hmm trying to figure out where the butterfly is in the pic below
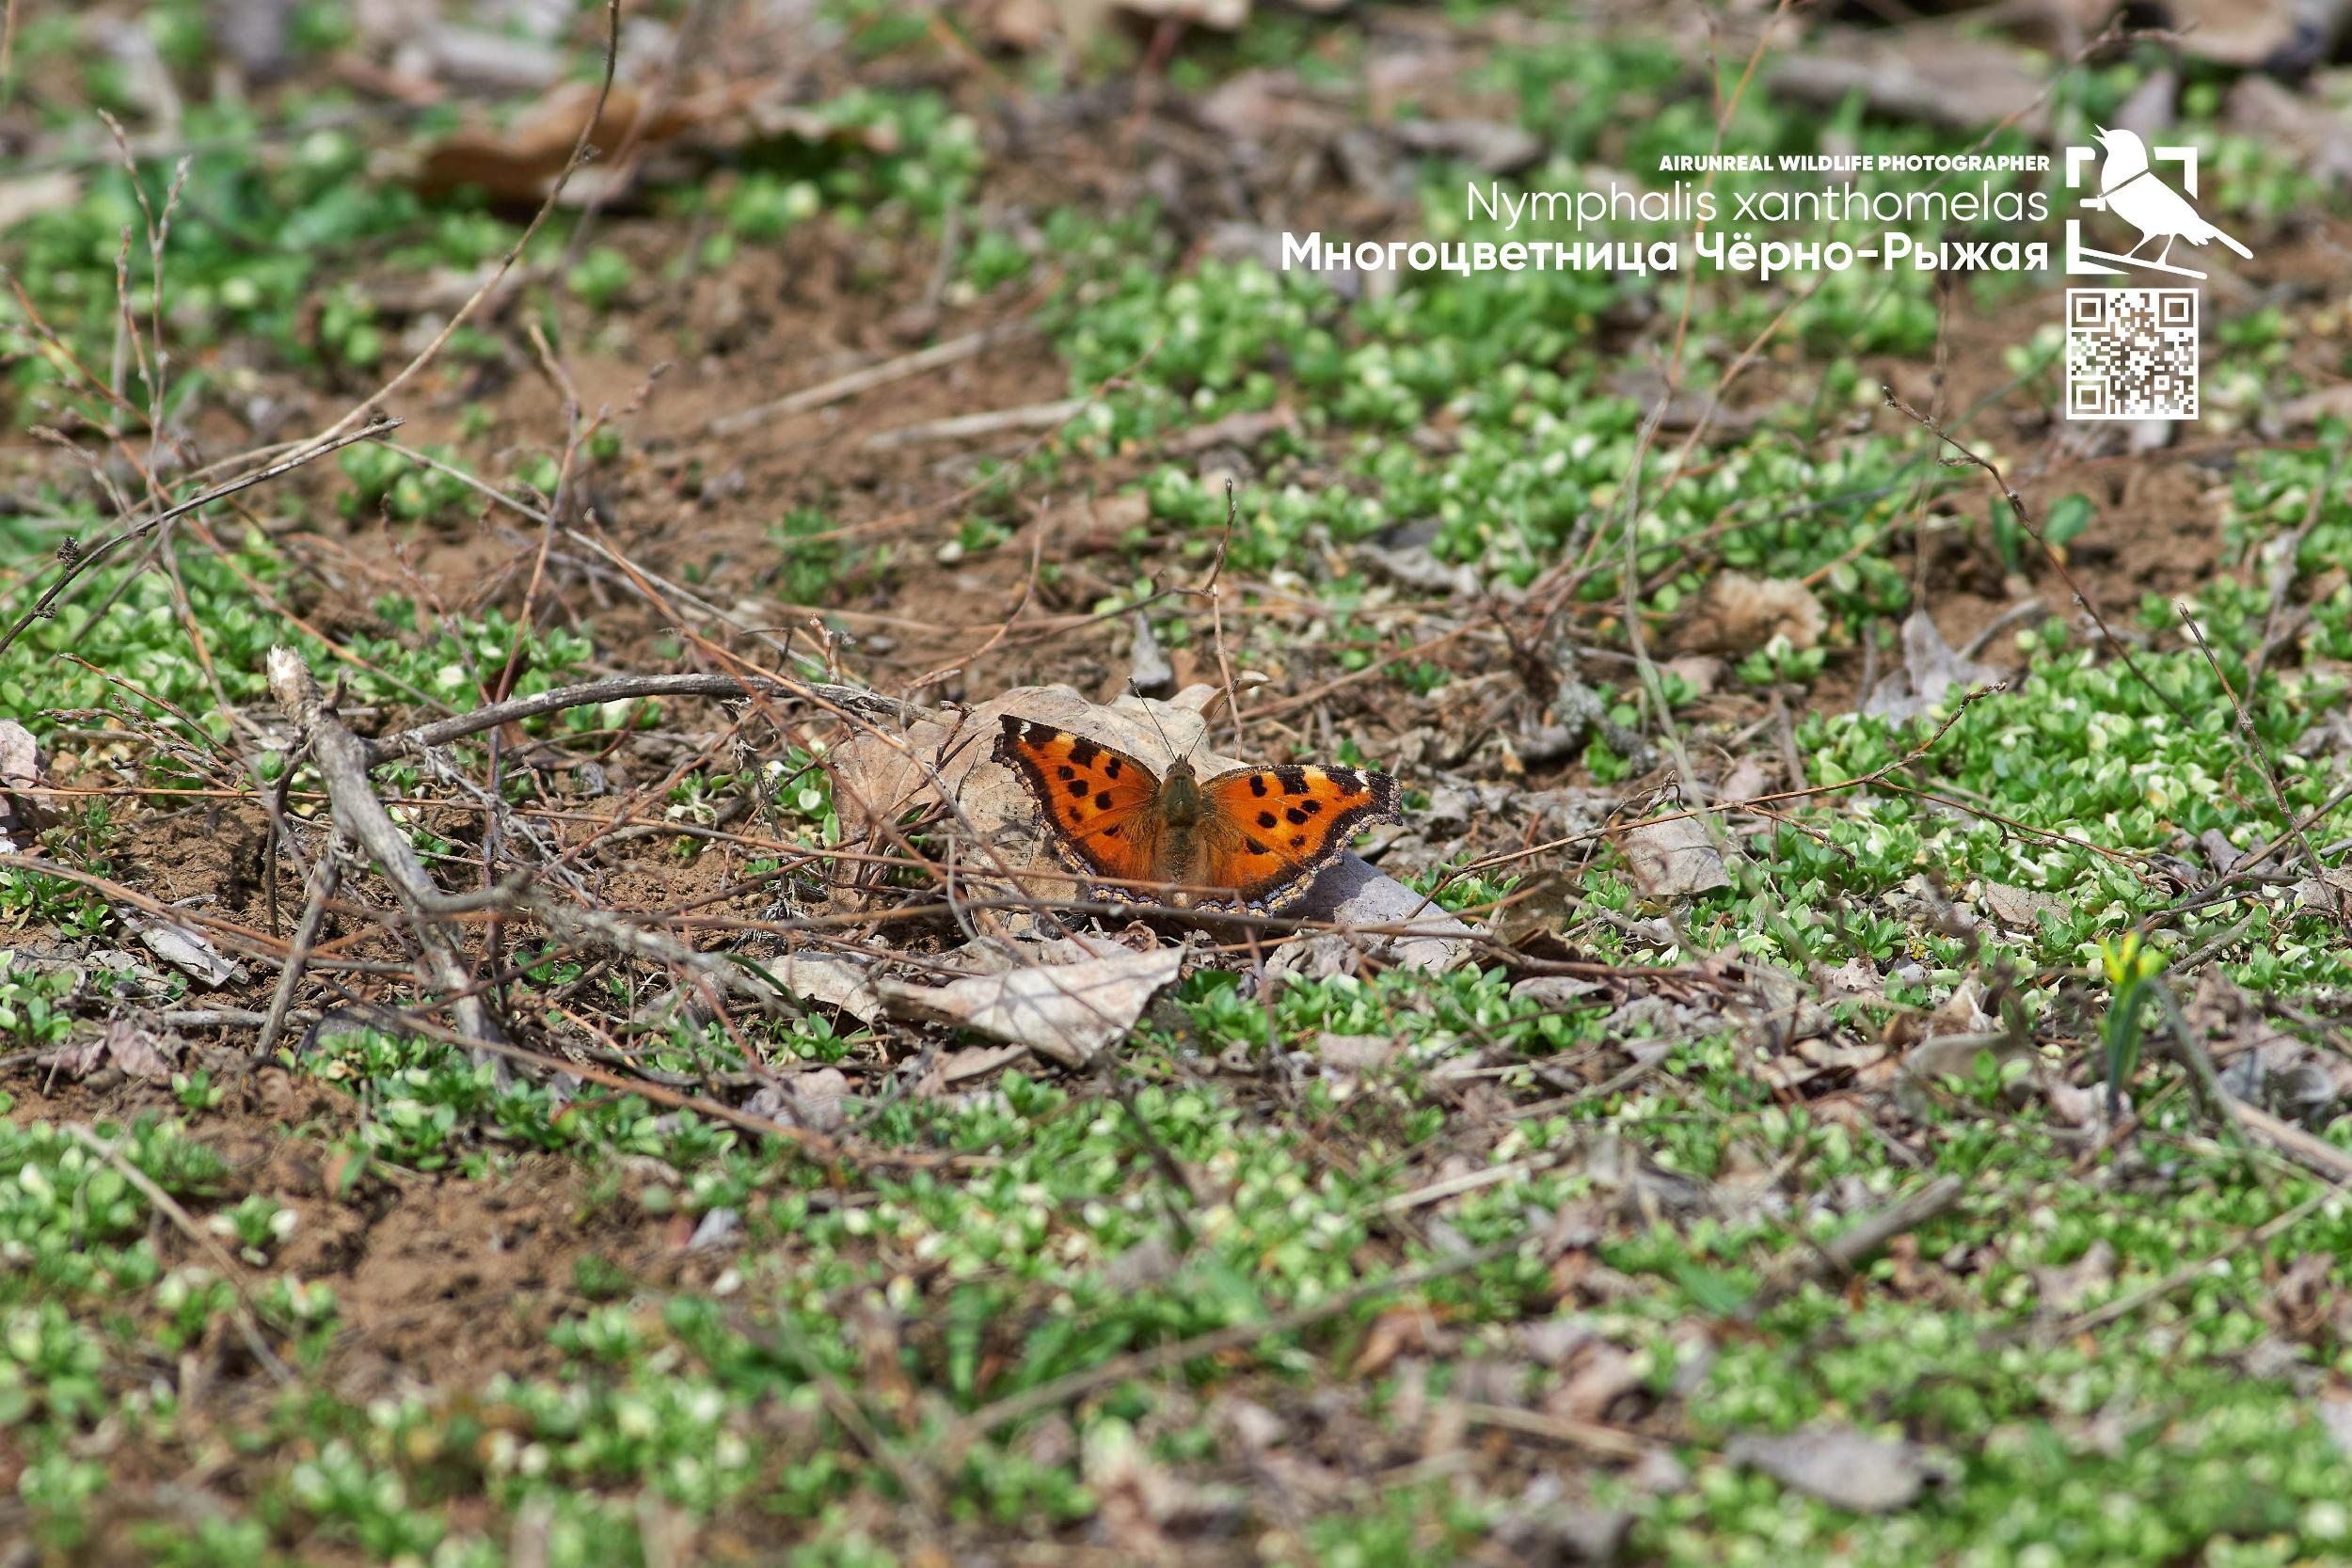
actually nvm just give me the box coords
[993,713,1402,909]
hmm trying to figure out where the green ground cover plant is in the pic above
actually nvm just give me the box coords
[5,3,2352,1565]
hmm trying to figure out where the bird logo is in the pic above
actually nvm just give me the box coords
[2074,126,2250,278]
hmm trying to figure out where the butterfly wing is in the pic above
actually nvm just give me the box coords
[993,715,1164,887]
[1195,762,1402,907]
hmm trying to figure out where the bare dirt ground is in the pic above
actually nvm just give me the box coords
[11,2,2352,1564]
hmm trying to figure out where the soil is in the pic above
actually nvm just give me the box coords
[8,9,2350,1560]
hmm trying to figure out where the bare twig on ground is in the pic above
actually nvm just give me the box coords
[1748,1175,1963,1314]
[370,673,937,761]
[0,416,401,661]
[1454,1401,1653,1463]
[256,840,344,1060]
[862,397,1089,452]
[266,646,507,1055]
[709,321,1041,436]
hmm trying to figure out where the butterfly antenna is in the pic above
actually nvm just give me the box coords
[1125,678,1193,764]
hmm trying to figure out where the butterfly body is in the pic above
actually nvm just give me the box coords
[994,714,1401,909]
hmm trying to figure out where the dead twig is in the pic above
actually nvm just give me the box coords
[861,397,1088,452]
[0,416,401,661]
[370,672,937,761]
[709,320,1041,436]
[265,646,507,1056]
[1747,1174,1963,1314]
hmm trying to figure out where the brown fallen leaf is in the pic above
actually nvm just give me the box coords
[1862,611,2003,723]
[128,916,246,989]
[917,1042,1031,1095]
[416,79,896,201]
[36,1017,179,1082]
[1982,881,2068,929]
[0,721,51,852]
[1615,816,1730,900]
[1671,573,1825,658]
[878,944,1184,1068]
[100,1018,177,1081]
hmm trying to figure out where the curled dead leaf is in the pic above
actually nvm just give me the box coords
[1672,573,1824,658]
[878,943,1184,1068]
[1615,815,1730,900]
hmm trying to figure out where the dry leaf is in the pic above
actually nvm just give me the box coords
[1863,612,2002,722]
[130,917,245,989]
[1314,1032,1400,1071]
[1672,573,1825,657]
[1616,816,1730,900]
[1982,882,2067,928]
[784,1068,850,1132]
[878,944,1184,1068]
[769,953,882,1025]
[1727,1425,1955,1513]
[35,1037,105,1078]
[0,720,51,852]
[100,1017,177,1081]
[920,1042,1030,1094]
[416,80,894,201]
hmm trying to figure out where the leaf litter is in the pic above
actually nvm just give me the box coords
[7,2,2352,1562]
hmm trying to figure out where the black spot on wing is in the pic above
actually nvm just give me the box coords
[1248,774,1268,797]
[1067,738,1099,768]
[1094,791,1114,811]
[1289,834,1307,848]
[1104,756,1121,779]
[1066,778,1087,798]
[1300,800,1322,815]
[1279,768,1311,796]
[1245,836,1269,854]
[1057,765,1075,782]
[1103,826,1120,838]
[1257,811,1278,830]
[1286,806,1309,825]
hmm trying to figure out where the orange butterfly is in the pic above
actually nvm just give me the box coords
[994,714,1402,909]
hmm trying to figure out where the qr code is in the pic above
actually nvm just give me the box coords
[2066,288,2197,420]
